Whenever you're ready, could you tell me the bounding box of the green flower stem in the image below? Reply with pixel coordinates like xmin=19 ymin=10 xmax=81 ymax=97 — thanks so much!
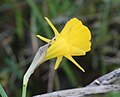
xmin=22 ymin=70 xmax=29 ymax=97
xmin=22 ymin=44 xmax=49 ymax=97
xmin=22 ymin=83 xmax=27 ymax=97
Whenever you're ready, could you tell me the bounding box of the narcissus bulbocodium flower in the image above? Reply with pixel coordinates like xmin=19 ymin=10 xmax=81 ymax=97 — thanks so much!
xmin=37 ymin=17 xmax=91 ymax=72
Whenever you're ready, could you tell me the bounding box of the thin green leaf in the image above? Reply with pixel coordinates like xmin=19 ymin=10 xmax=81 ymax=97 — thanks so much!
xmin=0 ymin=85 xmax=8 ymax=97
xmin=62 ymin=58 xmax=79 ymax=87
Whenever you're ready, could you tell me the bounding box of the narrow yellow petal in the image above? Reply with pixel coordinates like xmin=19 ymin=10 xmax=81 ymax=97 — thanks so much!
xmin=45 ymin=17 xmax=59 ymax=36
xmin=64 ymin=55 xmax=85 ymax=72
xmin=37 ymin=35 xmax=51 ymax=43
xmin=54 ymin=56 xmax=63 ymax=70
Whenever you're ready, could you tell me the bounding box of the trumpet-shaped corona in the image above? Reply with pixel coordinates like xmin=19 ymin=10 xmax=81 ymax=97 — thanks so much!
xmin=37 ymin=17 xmax=91 ymax=72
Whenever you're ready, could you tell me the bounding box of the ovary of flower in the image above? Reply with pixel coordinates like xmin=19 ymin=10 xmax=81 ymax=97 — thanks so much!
xmin=37 ymin=17 xmax=91 ymax=72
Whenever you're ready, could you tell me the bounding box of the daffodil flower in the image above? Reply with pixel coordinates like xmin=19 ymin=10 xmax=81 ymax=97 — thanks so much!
xmin=37 ymin=17 xmax=91 ymax=72
xmin=22 ymin=17 xmax=91 ymax=97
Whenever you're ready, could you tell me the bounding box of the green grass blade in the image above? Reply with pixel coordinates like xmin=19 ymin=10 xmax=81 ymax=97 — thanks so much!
xmin=0 ymin=85 xmax=8 ymax=97
xmin=15 ymin=6 xmax=24 ymax=40
xmin=62 ymin=58 xmax=79 ymax=87
xmin=26 ymin=0 xmax=52 ymax=38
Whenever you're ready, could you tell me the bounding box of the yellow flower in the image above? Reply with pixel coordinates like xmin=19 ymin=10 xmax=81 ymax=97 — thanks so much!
xmin=37 ymin=17 xmax=91 ymax=72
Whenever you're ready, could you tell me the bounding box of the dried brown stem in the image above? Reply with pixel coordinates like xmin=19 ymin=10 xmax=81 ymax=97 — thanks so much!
xmin=33 ymin=68 xmax=120 ymax=97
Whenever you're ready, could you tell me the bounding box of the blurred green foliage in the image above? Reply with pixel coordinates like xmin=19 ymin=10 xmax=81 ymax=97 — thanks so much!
xmin=0 ymin=0 xmax=120 ymax=97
